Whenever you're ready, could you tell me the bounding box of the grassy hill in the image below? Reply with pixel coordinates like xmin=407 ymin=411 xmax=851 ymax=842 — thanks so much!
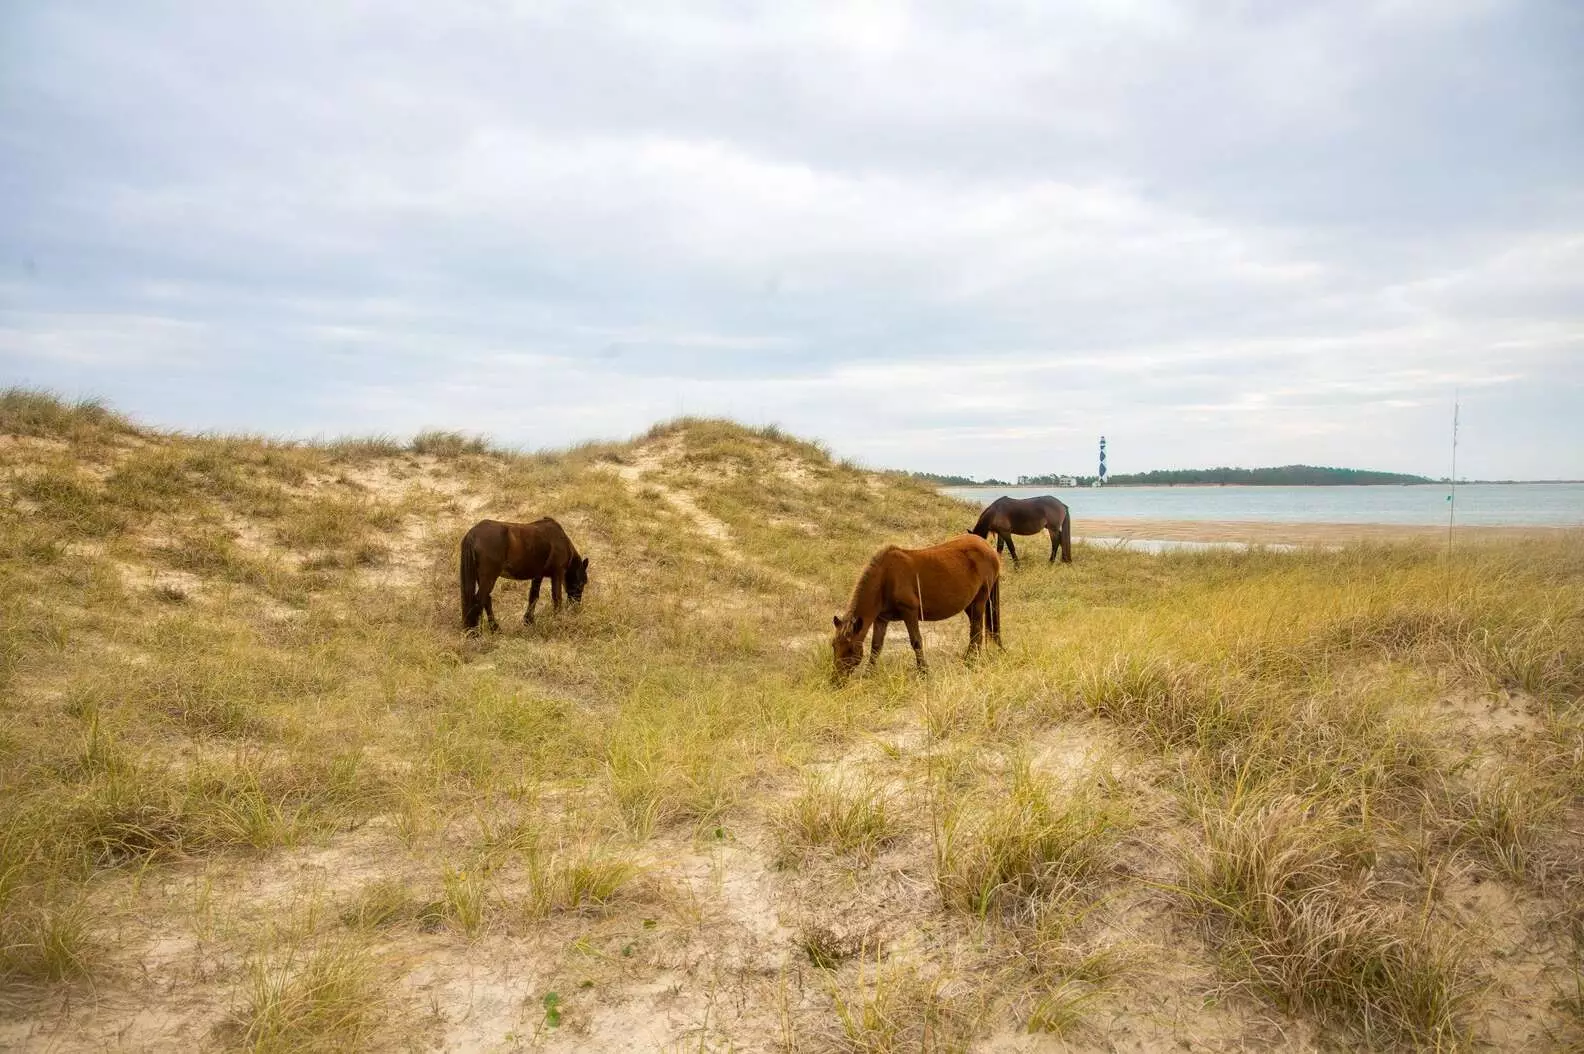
xmin=1 ymin=388 xmax=1581 ymax=1051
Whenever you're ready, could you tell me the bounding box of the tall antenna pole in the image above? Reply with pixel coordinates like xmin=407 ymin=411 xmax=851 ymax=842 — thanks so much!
xmin=1447 ymin=390 xmax=1459 ymax=563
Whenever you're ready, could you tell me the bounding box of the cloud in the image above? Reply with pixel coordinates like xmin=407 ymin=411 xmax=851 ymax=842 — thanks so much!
xmin=1 ymin=0 xmax=1580 ymax=479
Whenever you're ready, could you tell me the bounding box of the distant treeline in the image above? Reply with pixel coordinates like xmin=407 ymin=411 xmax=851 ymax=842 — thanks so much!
xmin=1021 ymin=465 xmax=1434 ymax=486
xmin=910 ymin=471 xmax=1012 ymax=486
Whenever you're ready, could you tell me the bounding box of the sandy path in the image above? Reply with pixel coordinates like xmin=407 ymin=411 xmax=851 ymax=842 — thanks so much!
xmin=1073 ymin=518 xmax=1576 ymax=546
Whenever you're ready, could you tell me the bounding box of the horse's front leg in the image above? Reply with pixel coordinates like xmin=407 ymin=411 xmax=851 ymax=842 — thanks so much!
xmin=1002 ymin=533 xmax=1019 ymax=565
xmin=868 ymin=619 xmax=889 ymax=669
xmin=523 ymin=578 xmax=542 ymax=624
xmin=902 ymin=612 xmax=927 ymax=672
xmin=550 ymin=572 xmax=564 ymax=613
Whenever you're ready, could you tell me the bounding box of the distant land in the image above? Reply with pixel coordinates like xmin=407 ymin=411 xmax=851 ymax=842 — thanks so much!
xmin=919 ymin=464 xmax=1439 ymax=487
xmin=910 ymin=471 xmax=1013 ymax=487
xmin=918 ymin=465 xmax=1582 ymax=487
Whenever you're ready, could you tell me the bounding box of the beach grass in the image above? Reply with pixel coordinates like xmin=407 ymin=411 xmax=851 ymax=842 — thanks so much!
xmin=1 ymin=388 xmax=1579 ymax=1049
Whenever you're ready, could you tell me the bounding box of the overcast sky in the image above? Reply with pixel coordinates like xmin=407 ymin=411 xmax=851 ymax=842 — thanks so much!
xmin=2 ymin=2 xmax=1581 ymax=479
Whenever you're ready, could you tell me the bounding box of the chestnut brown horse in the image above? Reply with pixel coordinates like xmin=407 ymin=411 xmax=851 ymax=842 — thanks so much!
xmin=830 ymin=533 xmax=1001 ymax=680
xmin=459 ymin=517 xmax=589 ymax=631
xmin=969 ymin=495 xmax=1072 ymax=565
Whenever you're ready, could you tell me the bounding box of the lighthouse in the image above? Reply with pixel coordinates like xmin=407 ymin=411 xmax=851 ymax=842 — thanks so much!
xmin=1097 ymin=436 xmax=1107 ymax=486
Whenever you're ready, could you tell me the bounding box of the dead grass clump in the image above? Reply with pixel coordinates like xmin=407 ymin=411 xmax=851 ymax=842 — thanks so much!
xmin=934 ymin=760 xmax=1122 ymax=918
xmin=1428 ymin=769 xmax=1566 ymax=882
xmin=55 ymin=751 xmax=373 ymax=869
xmin=152 ymin=582 xmax=190 ymax=604
xmin=410 ymin=429 xmax=490 ymax=458
xmin=519 ymin=841 xmax=639 ymax=918
xmin=800 ymin=920 xmax=884 ymax=971
xmin=0 ymin=387 xmax=137 ymax=443
xmin=230 ymin=941 xmax=381 ymax=1052
xmin=103 ymin=450 xmax=207 ymax=512
xmin=1461 ymin=616 xmax=1584 ymax=702
xmin=149 ymin=529 xmax=308 ymax=603
xmin=276 ymin=496 xmax=402 ymax=554
xmin=603 ymin=692 xmax=761 ymax=835
xmin=321 ymin=435 xmax=406 ymax=462
xmin=827 ymin=955 xmax=978 ymax=1053
xmin=1326 ymin=605 xmax=1474 ymax=658
xmin=774 ymin=773 xmax=899 ymax=865
xmin=1184 ymin=794 xmax=1479 ymax=1048
xmin=340 ymin=879 xmax=446 ymax=932
xmin=0 ymin=889 xmax=98 ymax=984
xmin=1077 ymin=654 xmax=1262 ymax=758
xmin=1017 ymin=889 xmax=1140 ymax=1036
xmin=1200 ymin=688 xmax=1444 ymax=807
xmin=83 ymin=643 xmax=333 ymax=740
xmin=12 ymin=472 xmax=127 ymax=538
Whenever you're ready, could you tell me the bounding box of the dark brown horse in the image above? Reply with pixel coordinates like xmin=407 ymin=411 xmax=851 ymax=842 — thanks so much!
xmin=969 ymin=495 xmax=1072 ymax=565
xmin=830 ymin=533 xmax=1001 ymax=679
xmin=459 ymin=518 xmax=589 ymax=631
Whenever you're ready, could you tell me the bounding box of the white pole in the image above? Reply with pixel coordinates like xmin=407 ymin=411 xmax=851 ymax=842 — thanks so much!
xmin=1447 ymin=391 xmax=1459 ymax=563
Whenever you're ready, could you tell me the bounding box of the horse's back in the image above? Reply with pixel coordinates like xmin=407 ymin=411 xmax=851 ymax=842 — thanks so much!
xmin=905 ymin=534 xmax=999 ymax=619
xmin=1029 ymin=495 xmax=1068 ymax=520
xmin=463 ymin=519 xmax=509 ymax=546
xmin=464 ymin=517 xmax=574 ymax=575
xmin=466 ymin=516 xmax=566 ymax=541
xmin=994 ymin=494 xmax=1065 ymax=531
xmin=907 ymin=533 xmax=999 ymax=580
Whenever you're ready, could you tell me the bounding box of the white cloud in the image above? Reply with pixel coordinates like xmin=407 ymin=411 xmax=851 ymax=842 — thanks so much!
xmin=1 ymin=0 xmax=1579 ymax=478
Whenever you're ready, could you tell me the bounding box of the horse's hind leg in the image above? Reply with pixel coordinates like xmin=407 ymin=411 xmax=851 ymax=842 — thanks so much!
xmin=1049 ymin=524 xmax=1060 ymax=563
xmin=965 ymin=594 xmax=986 ymax=659
xmin=477 ymin=568 xmax=502 ymax=632
xmin=523 ymin=578 xmax=542 ymax=624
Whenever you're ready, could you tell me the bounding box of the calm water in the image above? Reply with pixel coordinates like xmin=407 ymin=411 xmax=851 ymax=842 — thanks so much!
xmin=941 ymin=483 xmax=1584 ymax=527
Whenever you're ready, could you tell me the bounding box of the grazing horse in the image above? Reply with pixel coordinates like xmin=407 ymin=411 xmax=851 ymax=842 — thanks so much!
xmin=969 ymin=495 xmax=1072 ymax=565
xmin=830 ymin=533 xmax=1001 ymax=680
xmin=459 ymin=517 xmax=589 ymax=631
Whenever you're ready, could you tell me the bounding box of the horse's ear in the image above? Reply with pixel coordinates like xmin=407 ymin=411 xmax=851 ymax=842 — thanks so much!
xmin=832 ymin=614 xmax=843 ymax=629
xmin=851 ymin=615 xmax=864 ymax=634
xmin=582 ymin=556 xmax=590 ymax=572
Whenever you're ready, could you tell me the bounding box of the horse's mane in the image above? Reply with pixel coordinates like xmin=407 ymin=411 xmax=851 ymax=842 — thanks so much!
xmin=845 ymin=545 xmax=901 ymax=615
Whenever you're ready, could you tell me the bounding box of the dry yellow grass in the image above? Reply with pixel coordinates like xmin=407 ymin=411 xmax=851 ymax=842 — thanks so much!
xmin=1 ymin=388 xmax=1581 ymax=1051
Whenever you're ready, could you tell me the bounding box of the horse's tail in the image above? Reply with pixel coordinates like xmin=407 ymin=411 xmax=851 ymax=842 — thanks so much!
xmin=1060 ymin=508 xmax=1073 ymax=563
xmin=459 ymin=531 xmax=480 ymax=629
xmin=989 ymin=573 xmax=1002 ymax=645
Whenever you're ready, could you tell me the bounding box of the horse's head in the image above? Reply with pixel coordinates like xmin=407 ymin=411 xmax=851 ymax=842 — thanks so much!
xmin=830 ymin=613 xmax=865 ymax=681
xmin=566 ymin=556 xmax=590 ymax=601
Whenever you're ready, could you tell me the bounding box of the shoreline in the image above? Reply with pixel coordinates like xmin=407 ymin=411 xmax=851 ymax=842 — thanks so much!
xmin=1070 ymin=519 xmax=1578 ymax=546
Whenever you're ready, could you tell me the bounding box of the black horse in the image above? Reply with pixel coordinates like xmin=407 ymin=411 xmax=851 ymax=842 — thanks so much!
xmin=969 ymin=495 xmax=1072 ymax=565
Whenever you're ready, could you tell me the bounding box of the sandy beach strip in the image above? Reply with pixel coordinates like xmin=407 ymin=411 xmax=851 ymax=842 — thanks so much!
xmin=1071 ymin=518 xmax=1578 ymax=546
